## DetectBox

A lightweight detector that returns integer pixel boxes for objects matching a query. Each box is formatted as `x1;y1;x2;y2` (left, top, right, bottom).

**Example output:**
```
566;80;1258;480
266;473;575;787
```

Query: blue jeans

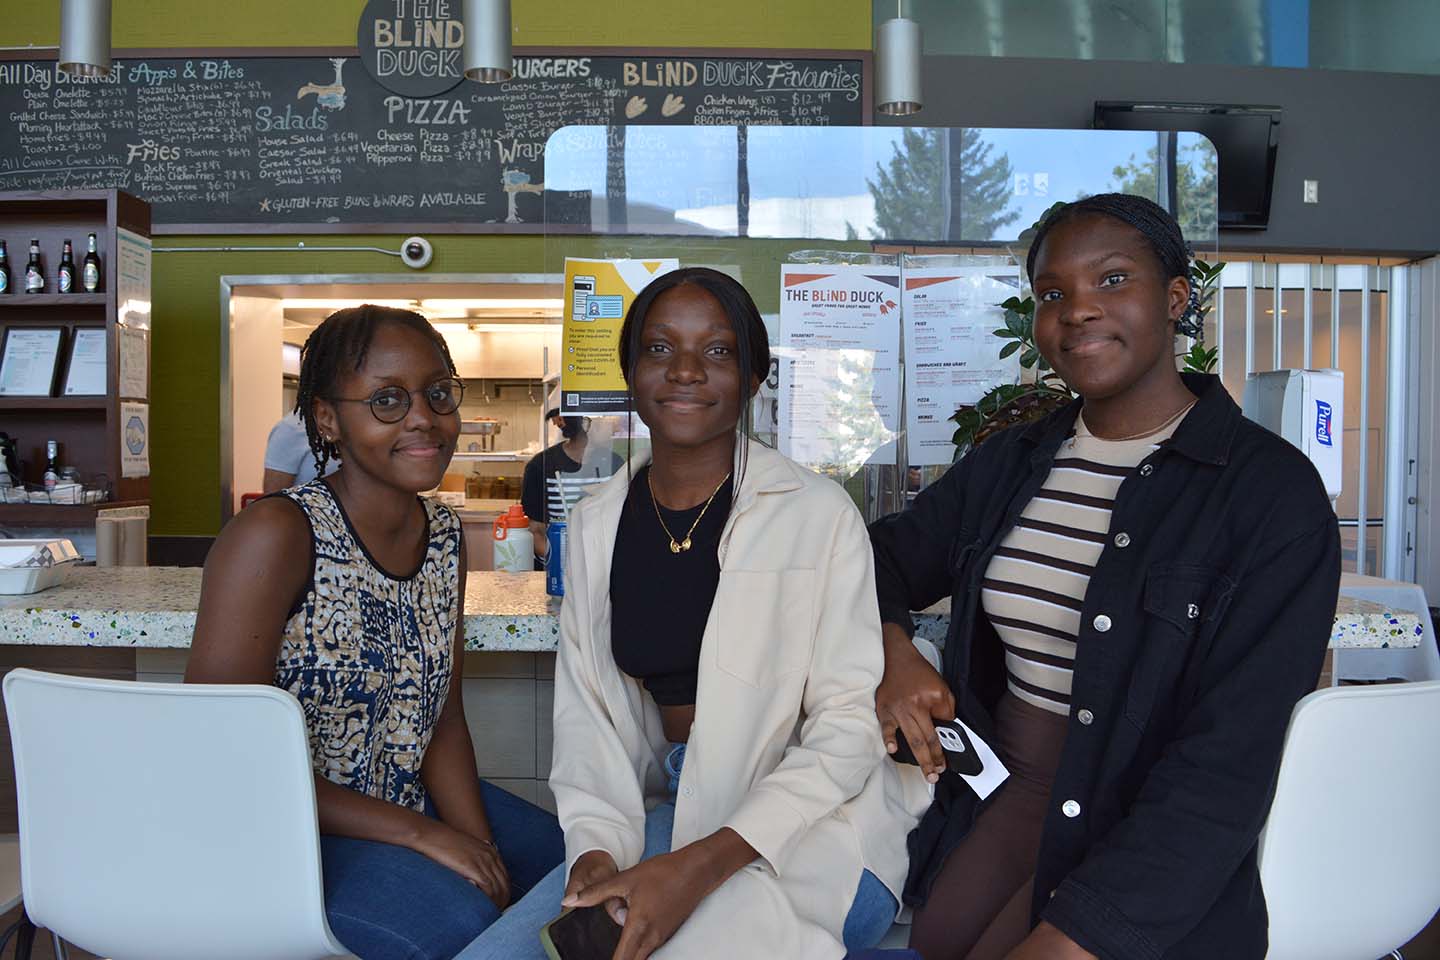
322;780;565;960
457;746;898;959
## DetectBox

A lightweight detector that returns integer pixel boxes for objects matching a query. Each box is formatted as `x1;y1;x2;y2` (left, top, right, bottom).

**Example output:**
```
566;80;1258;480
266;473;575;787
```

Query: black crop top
610;466;733;707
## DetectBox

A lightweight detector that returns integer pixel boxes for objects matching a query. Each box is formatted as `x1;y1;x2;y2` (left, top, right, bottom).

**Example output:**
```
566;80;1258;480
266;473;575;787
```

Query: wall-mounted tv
1094;101;1281;230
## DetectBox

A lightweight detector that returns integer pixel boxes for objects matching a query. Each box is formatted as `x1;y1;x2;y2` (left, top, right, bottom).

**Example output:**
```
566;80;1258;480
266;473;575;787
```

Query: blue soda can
545;521;566;596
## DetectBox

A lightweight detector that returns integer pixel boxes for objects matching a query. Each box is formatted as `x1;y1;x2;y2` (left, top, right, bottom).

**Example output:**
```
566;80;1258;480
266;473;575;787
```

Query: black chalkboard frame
0;46;871;236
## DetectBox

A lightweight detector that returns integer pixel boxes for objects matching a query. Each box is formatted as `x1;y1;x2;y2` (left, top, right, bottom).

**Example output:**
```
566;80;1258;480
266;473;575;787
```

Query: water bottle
545;521;566;596
491;504;534;573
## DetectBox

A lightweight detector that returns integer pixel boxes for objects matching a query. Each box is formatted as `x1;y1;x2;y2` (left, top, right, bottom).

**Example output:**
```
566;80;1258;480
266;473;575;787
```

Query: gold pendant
679;537;692;552
669;540;683;554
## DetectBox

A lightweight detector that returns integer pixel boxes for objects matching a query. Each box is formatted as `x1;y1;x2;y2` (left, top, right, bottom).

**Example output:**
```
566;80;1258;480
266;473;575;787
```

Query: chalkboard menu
0;52;864;232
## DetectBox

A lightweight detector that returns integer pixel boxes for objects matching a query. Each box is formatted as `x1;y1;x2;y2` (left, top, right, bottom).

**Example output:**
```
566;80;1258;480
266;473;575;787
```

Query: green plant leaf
991;328;1014;338
998;341;1022;359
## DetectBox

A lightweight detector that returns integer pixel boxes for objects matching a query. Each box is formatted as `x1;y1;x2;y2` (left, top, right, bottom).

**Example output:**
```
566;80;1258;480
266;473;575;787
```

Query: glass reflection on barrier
543;124;1218;245
541;125;1219;518
872;0;1440;76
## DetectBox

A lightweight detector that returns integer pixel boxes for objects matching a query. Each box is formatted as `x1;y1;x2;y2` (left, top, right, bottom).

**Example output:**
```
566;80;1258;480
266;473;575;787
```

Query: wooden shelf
0;293;106;307
0;189;150;510
0;396;108;411
0;499;147;526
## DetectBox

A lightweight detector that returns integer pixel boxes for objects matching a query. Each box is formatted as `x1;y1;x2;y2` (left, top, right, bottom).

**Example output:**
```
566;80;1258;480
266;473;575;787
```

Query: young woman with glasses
459;269;930;960
187;305;564;960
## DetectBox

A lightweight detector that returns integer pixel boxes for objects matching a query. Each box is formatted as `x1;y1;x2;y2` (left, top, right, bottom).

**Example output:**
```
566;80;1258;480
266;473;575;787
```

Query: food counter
0;567;1424;654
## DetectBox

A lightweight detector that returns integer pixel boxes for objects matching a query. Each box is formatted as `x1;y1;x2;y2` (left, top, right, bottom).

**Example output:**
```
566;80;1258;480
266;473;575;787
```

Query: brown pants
909;692;1070;960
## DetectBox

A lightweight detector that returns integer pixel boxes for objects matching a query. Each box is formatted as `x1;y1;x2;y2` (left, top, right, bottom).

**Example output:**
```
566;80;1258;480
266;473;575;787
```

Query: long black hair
294;304;458;475
616;267;771;493
1026;193;1203;337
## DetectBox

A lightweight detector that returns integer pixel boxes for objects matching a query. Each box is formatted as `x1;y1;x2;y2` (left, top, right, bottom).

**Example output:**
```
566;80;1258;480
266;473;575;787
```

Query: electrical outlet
1303;180;1319;204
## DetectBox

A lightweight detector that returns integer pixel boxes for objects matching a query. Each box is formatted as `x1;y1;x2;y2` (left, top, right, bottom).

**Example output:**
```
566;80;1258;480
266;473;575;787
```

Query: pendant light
58;0;113;79
876;0;922;116
463;0;513;83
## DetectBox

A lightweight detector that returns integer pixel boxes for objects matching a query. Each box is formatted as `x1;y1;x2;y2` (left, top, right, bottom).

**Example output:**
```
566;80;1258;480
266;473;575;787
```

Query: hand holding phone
892;717;984;776
540;903;623;960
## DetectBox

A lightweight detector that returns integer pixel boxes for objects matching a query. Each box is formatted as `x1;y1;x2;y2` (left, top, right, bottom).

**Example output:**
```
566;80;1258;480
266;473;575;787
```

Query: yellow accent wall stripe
1;1;871;52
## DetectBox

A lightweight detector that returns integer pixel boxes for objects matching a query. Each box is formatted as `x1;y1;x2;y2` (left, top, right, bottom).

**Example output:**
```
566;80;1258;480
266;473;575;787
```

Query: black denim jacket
869;374;1340;960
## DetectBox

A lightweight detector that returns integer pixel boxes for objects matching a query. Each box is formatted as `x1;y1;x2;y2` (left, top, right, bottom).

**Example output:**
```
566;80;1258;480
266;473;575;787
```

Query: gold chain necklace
648;469;730;554
1082;399;1195;443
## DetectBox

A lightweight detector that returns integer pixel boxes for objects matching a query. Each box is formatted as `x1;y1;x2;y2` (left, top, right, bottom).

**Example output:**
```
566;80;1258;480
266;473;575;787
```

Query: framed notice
0;327;64;396
63;327;109;396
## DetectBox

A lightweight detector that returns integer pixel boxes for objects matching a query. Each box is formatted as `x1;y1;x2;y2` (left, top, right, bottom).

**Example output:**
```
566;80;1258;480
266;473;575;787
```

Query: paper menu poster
118;325;148;400
117;228;152;331
777;264;901;475
560;257;678;416
902;266;1023;466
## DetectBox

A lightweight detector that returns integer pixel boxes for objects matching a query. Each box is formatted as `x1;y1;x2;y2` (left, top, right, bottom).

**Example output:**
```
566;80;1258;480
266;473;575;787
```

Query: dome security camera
401;236;433;270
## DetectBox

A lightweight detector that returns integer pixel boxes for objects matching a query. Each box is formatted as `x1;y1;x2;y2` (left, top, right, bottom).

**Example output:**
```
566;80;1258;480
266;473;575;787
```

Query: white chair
1335;573;1440;683
1259;681;1440;960
3;669;354;960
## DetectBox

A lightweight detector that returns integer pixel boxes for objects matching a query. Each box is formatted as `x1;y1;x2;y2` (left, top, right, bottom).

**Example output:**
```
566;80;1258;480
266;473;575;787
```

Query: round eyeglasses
330;377;465;424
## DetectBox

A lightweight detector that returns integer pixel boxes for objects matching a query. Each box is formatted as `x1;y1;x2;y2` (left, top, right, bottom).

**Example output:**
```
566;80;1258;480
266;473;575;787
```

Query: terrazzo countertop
912;595;1424;650
0;567;560;651
0;567;1424;653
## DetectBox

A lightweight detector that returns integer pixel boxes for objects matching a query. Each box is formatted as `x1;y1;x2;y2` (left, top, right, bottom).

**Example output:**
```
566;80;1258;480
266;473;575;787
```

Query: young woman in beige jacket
459;268;929;960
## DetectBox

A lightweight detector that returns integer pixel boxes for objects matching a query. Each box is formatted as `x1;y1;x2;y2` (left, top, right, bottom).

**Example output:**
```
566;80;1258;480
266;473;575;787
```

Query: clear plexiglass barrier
540;126;1219;519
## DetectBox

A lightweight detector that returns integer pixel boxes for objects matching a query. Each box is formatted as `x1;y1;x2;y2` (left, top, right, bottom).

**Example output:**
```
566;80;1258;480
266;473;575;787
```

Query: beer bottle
58;239;75;293
82;233;102;293
0;240;10;294
43;440;61;492
24;238;43;293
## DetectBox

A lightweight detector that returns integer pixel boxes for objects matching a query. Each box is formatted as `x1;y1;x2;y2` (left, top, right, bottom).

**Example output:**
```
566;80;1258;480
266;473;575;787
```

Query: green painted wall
1;3;872;536
2;1;870;50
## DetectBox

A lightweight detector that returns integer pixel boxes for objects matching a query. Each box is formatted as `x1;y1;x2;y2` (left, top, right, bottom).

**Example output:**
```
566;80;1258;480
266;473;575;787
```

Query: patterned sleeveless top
274;480;462;813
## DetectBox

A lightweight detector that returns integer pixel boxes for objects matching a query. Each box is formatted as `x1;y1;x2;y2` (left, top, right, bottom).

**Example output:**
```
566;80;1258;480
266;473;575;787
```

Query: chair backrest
3;669;351;960
1259;680;1440;960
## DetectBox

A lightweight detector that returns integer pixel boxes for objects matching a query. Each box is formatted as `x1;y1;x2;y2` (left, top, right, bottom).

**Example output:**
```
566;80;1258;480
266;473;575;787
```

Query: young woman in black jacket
869;194;1340;960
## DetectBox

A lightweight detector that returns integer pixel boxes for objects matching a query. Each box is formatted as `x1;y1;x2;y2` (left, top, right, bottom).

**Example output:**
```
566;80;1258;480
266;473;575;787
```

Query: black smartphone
891;718;984;777
540;903;624;960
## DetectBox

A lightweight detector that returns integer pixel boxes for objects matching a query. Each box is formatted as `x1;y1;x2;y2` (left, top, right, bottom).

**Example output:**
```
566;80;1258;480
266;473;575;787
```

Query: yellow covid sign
560;257;677;415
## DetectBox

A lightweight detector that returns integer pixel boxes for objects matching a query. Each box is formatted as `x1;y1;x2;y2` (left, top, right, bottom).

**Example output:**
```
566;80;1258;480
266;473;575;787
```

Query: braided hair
294;304;459;476
1025;193;1203;338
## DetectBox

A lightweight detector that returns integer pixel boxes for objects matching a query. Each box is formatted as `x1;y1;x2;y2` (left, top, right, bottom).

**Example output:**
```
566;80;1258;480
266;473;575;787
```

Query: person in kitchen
262;409;338;492
458;266;930;960
520;406;623;563
187;304;565;960
868;194;1341;960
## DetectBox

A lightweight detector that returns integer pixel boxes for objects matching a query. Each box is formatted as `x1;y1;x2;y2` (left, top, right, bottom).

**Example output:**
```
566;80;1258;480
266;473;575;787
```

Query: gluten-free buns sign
358;0;465;98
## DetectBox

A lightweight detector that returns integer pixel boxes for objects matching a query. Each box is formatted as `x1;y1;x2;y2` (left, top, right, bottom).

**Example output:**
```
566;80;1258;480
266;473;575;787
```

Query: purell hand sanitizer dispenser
1242;369;1344;504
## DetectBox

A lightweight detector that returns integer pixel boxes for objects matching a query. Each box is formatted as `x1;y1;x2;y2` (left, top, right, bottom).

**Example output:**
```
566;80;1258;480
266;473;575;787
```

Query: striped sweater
980;409;1188;716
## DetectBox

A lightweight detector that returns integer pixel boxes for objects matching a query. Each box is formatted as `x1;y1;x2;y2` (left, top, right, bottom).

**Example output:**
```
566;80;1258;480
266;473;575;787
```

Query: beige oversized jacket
550;441;931;959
